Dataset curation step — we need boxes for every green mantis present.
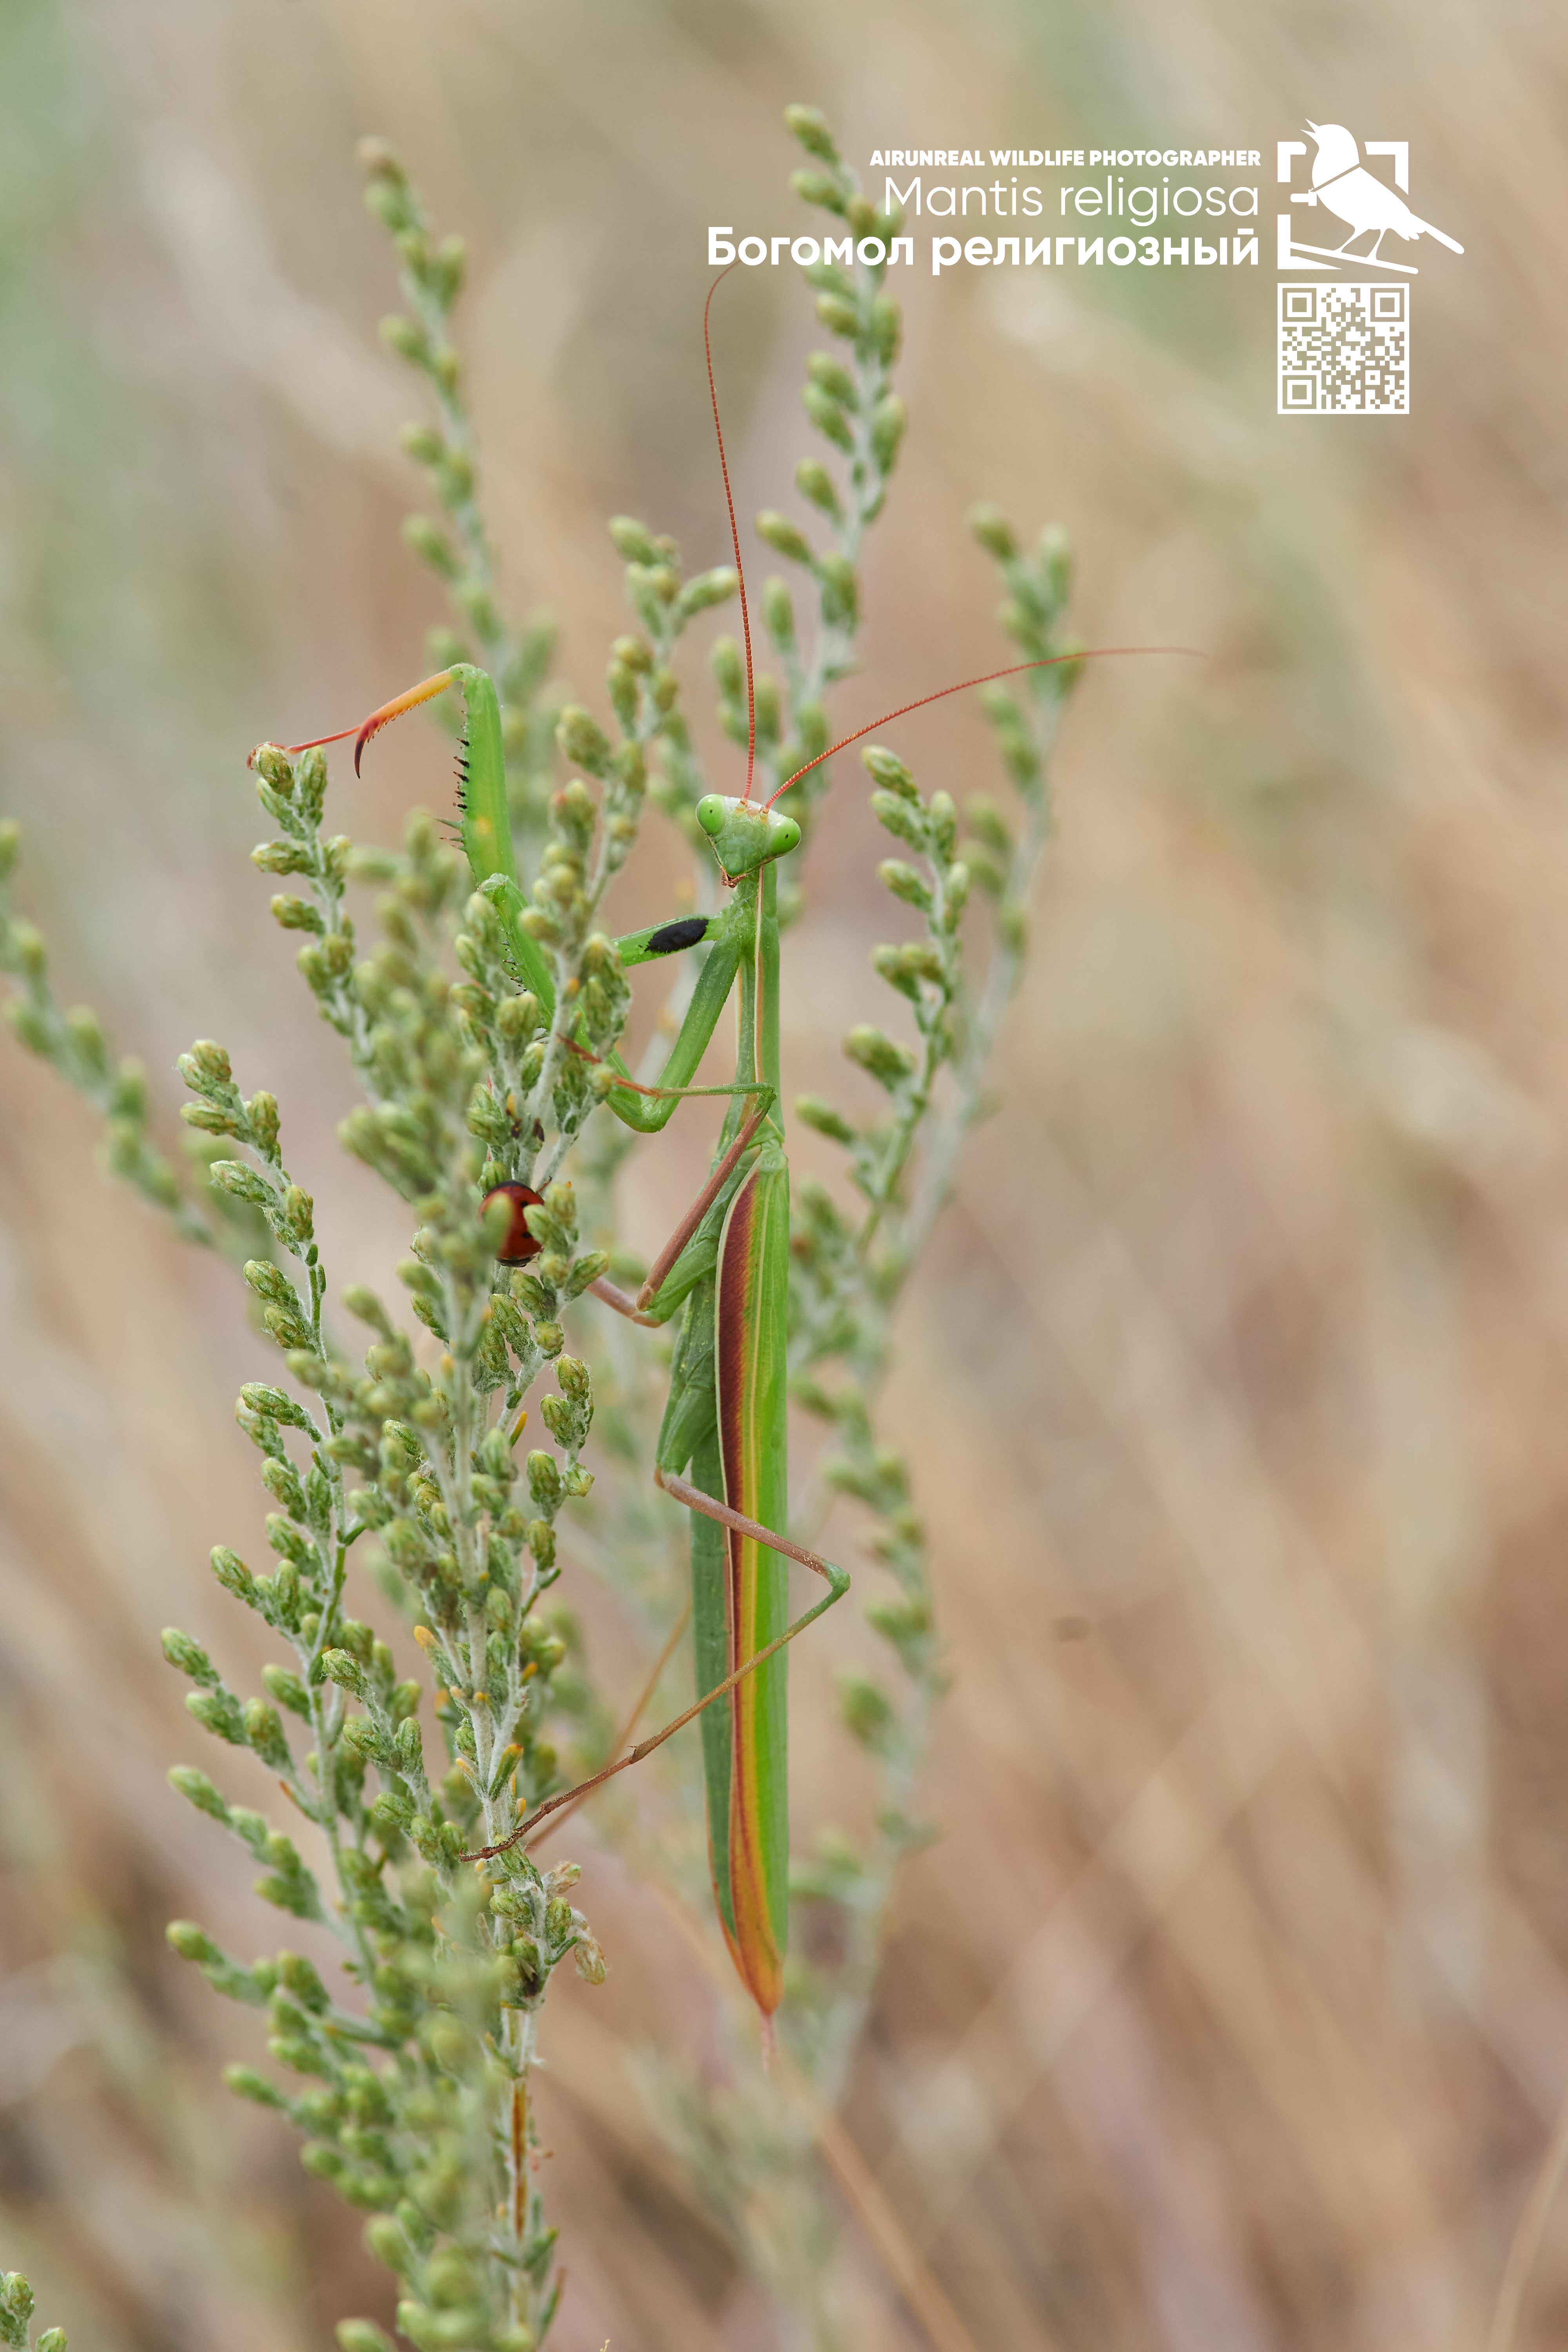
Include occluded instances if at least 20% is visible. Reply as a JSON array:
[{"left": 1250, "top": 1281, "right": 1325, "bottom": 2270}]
[
  {"left": 286, "top": 638, "right": 846, "bottom": 2020},
  {"left": 281, "top": 285, "right": 1164, "bottom": 2026}
]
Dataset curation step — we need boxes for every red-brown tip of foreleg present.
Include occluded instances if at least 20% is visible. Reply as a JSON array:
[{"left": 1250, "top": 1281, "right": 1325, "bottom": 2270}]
[
  {"left": 260, "top": 670, "right": 460, "bottom": 778},
  {"left": 351, "top": 670, "right": 459, "bottom": 774}
]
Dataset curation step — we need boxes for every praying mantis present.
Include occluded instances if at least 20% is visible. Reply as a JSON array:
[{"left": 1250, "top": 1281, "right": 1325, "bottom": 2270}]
[
  {"left": 287, "top": 642, "right": 846, "bottom": 2021},
  {"left": 281, "top": 282, "right": 1154, "bottom": 2025}
]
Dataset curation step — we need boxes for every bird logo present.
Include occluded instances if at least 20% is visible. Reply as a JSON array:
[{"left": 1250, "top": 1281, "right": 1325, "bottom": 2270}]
[{"left": 1292, "top": 123, "right": 1463, "bottom": 268}]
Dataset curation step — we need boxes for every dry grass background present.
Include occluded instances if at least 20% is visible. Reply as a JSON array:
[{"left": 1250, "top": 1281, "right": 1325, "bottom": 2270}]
[{"left": 2, "top": 0, "right": 1566, "bottom": 2346}]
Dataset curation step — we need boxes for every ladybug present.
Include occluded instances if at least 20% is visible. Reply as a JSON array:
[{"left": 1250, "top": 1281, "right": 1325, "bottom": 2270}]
[{"left": 483, "top": 1181, "right": 543, "bottom": 1265}]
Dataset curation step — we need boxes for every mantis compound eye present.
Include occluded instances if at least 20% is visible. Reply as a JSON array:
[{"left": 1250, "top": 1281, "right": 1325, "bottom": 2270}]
[
  {"left": 695, "top": 794, "right": 726, "bottom": 837},
  {"left": 482, "top": 1181, "right": 544, "bottom": 1264}
]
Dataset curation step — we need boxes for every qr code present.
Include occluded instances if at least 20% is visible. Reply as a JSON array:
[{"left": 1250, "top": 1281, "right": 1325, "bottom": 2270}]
[{"left": 1278, "top": 283, "right": 1409, "bottom": 414}]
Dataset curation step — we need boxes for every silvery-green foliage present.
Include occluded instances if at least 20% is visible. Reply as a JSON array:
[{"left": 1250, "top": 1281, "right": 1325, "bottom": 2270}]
[
  {"left": 0, "top": 103, "right": 1083, "bottom": 2352},
  {"left": 0, "top": 2273, "right": 64, "bottom": 2352}
]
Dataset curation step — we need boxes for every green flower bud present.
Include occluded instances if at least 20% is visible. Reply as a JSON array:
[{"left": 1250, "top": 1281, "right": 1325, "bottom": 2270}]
[
  {"left": 262, "top": 1662, "right": 312, "bottom": 1719},
  {"left": 278, "top": 1950, "right": 330, "bottom": 2010},
  {"left": 755, "top": 511, "right": 813, "bottom": 565},
  {"left": 837, "top": 1666, "right": 895, "bottom": 1751},
  {"left": 454, "top": 579, "right": 498, "bottom": 637},
  {"left": 244, "top": 1263, "right": 297, "bottom": 1316},
  {"left": 64, "top": 1004, "right": 108, "bottom": 1078},
  {"left": 873, "top": 942, "right": 945, "bottom": 998},
  {"left": 187, "top": 1688, "right": 249, "bottom": 1744},
  {"left": 364, "top": 2215, "right": 411, "bottom": 2272},
  {"left": 179, "top": 1100, "right": 243, "bottom": 1137},
  {"left": 870, "top": 394, "right": 907, "bottom": 474},
  {"left": 281, "top": 1184, "right": 314, "bottom": 1242},
  {"left": 208, "top": 1545, "right": 257, "bottom": 1613},
  {"left": 563, "top": 1249, "right": 610, "bottom": 1299},
  {"left": 806, "top": 351, "right": 856, "bottom": 405},
  {"left": 677, "top": 566, "right": 737, "bottom": 617},
  {"left": 758, "top": 584, "right": 797, "bottom": 662},
  {"left": 181, "top": 1038, "right": 233, "bottom": 1089},
  {"left": 795, "top": 459, "right": 841, "bottom": 519},
  {"left": 321, "top": 1650, "right": 369, "bottom": 1699},
  {"left": 818, "top": 553, "right": 858, "bottom": 627},
  {"left": 271, "top": 895, "right": 323, "bottom": 935},
  {"left": 970, "top": 502, "right": 1017, "bottom": 561},
  {"left": 246, "top": 1091, "right": 281, "bottom": 1152},
  {"left": 169, "top": 1766, "right": 231, "bottom": 1823},
  {"left": 877, "top": 859, "right": 933, "bottom": 912},
  {"left": 1, "top": 2276, "right": 34, "bottom": 2328},
  {"left": 814, "top": 292, "right": 861, "bottom": 338},
  {"left": 844, "top": 1025, "right": 917, "bottom": 1090},
  {"left": 263, "top": 1302, "right": 315, "bottom": 1353},
  {"left": 380, "top": 314, "right": 428, "bottom": 363},
  {"left": 862, "top": 742, "right": 917, "bottom": 800},
  {"left": 711, "top": 635, "right": 744, "bottom": 701},
  {"left": 792, "top": 167, "right": 847, "bottom": 215},
  {"left": 339, "top": 1618, "right": 375, "bottom": 1663},
  {"left": 250, "top": 746, "right": 294, "bottom": 794},
  {"left": 606, "top": 660, "right": 639, "bottom": 731},
  {"left": 869, "top": 792, "right": 924, "bottom": 851},
  {"left": 166, "top": 1920, "right": 222, "bottom": 1965},
  {"left": 923, "top": 791, "right": 956, "bottom": 860},
  {"left": 209, "top": 1160, "right": 272, "bottom": 1207},
  {"left": 401, "top": 515, "right": 458, "bottom": 578},
  {"left": 555, "top": 706, "right": 613, "bottom": 779},
  {"left": 794, "top": 1094, "right": 857, "bottom": 1145},
  {"left": 251, "top": 838, "right": 313, "bottom": 876},
  {"left": 9, "top": 921, "right": 47, "bottom": 982},
  {"left": 1038, "top": 522, "right": 1074, "bottom": 607},
  {"left": 785, "top": 103, "right": 839, "bottom": 161},
  {"left": 5, "top": 1000, "right": 51, "bottom": 1056},
  {"left": 607, "top": 515, "right": 662, "bottom": 565},
  {"left": 162, "top": 1628, "right": 219, "bottom": 1686},
  {"left": 432, "top": 235, "right": 466, "bottom": 306},
  {"left": 244, "top": 1699, "right": 293, "bottom": 1771},
  {"left": 399, "top": 423, "right": 445, "bottom": 468},
  {"left": 869, "top": 292, "right": 902, "bottom": 362}
]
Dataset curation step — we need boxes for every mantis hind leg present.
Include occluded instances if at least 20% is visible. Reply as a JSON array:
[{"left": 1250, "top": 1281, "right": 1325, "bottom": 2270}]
[{"left": 460, "top": 1498, "right": 846, "bottom": 1868}]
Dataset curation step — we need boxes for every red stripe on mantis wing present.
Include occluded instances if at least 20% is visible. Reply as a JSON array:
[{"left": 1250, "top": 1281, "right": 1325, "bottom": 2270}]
[{"left": 713, "top": 1144, "right": 791, "bottom": 2017}]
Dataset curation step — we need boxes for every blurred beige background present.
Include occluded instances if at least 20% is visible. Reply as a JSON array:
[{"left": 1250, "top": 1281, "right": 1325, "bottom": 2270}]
[{"left": 3, "top": 0, "right": 1567, "bottom": 2347}]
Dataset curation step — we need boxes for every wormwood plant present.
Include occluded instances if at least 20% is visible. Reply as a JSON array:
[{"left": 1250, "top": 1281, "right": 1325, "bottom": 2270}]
[
  {"left": 0, "top": 2275, "right": 64, "bottom": 2352},
  {"left": 0, "top": 107, "right": 1081, "bottom": 2350}
]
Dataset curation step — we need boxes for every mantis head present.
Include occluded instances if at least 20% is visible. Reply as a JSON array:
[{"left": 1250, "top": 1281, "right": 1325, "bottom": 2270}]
[{"left": 694, "top": 794, "right": 801, "bottom": 883}]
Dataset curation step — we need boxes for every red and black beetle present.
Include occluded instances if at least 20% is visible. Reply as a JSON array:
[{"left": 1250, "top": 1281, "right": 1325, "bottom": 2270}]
[{"left": 483, "top": 1181, "right": 543, "bottom": 1265}]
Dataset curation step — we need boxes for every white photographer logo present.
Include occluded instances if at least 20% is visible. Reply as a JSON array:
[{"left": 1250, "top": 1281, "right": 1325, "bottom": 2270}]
[{"left": 1277, "top": 126, "right": 1463, "bottom": 274}]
